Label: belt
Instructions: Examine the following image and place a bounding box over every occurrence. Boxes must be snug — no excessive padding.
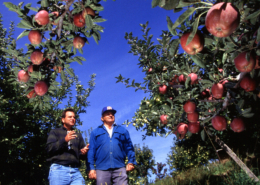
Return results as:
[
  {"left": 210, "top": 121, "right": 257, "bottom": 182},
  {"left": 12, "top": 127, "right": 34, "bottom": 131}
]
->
[{"left": 57, "top": 164, "right": 79, "bottom": 168}]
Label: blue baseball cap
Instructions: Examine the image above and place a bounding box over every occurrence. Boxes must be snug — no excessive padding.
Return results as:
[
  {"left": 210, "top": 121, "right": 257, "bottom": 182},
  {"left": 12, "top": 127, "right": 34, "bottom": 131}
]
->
[{"left": 101, "top": 106, "right": 117, "bottom": 116}]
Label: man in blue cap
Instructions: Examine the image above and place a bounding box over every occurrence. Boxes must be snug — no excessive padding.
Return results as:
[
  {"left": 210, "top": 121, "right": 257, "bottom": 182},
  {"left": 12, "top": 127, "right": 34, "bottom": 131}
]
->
[{"left": 87, "top": 106, "right": 136, "bottom": 185}]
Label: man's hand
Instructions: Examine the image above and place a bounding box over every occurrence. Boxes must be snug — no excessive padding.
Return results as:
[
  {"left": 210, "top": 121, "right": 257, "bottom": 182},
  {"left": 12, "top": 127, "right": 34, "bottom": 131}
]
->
[
  {"left": 65, "top": 131, "right": 77, "bottom": 142},
  {"left": 80, "top": 144, "right": 89, "bottom": 155},
  {"left": 88, "top": 170, "right": 96, "bottom": 179},
  {"left": 126, "top": 163, "right": 135, "bottom": 171}
]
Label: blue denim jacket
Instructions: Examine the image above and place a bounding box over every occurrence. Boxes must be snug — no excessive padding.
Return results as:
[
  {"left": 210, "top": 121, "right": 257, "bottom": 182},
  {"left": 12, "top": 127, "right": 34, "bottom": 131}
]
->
[{"left": 87, "top": 124, "right": 137, "bottom": 170}]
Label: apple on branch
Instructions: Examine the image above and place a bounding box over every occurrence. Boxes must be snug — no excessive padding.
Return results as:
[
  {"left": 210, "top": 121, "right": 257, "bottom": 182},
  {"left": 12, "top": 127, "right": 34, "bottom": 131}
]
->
[{"left": 205, "top": 2, "right": 240, "bottom": 38}]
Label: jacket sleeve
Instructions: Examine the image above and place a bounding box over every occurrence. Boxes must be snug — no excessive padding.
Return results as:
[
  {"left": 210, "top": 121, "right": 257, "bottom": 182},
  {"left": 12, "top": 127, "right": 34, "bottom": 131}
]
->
[
  {"left": 46, "top": 129, "right": 67, "bottom": 155},
  {"left": 86, "top": 131, "right": 96, "bottom": 171},
  {"left": 124, "top": 130, "right": 137, "bottom": 165}
]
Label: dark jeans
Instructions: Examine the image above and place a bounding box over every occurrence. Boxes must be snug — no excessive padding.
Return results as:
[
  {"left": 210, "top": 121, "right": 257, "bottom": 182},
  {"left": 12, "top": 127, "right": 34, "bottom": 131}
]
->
[{"left": 96, "top": 167, "right": 127, "bottom": 185}]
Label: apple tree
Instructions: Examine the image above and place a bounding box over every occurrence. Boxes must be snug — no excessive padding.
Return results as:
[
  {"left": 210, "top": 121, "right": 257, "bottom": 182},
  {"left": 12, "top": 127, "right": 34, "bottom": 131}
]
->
[
  {"left": 126, "top": 144, "right": 155, "bottom": 185},
  {"left": 116, "top": 0, "right": 260, "bottom": 181},
  {"left": 3, "top": 0, "right": 110, "bottom": 110},
  {"left": 0, "top": 14, "right": 97, "bottom": 184}
]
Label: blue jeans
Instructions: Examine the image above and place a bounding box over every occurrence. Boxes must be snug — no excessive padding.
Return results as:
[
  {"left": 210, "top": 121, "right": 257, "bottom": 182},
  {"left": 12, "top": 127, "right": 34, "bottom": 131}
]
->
[
  {"left": 48, "top": 163, "right": 85, "bottom": 185},
  {"left": 96, "top": 167, "right": 127, "bottom": 185}
]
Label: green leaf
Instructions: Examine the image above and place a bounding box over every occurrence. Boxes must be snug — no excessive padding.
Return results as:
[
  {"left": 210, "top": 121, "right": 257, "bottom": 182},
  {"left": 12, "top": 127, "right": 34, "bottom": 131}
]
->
[
  {"left": 185, "top": 76, "right": 190, "bottom": 88},
  {"left": 201, "top": 116, "right": 212, "bottom": 125},
  {"left": 241, "top": 107, "right": 252, "bottom": 115},
  {"left": 151, "top": 0, "right": 160, "bottom": 8},
  {"left": 66, "top": 68, "right": 75, "bottom": 77},
  {"left": 167, "top": 16, "right": 177, "bottom": 36},
  {"left": 201, "top": 129, "right": 205, "bottom": 141},
  {"left": 242, "top": 113, "right": 254, "bottom": 118},
  {"left": 17, "top": 19, "right": 33, "bottom": 29},
  {"left": 169, "top": 39, "right": 179, "bottom": 57},
  {"left": 159, "top": 0, "right": 179, "bottom": 10},
  {"left": 60, "top": 70, "right": 67, "bottom": 83},
  {"left": 176, "top": 0, "right": 201, "bottom": 8},
  {"left": 237, "top": 100, "right": 244, "bottom": 109},
  {"left": 201, "top": 79, "right": 213, "bottom": 86},
  {"left": 190, "top": 55, "right": 206, "bottom": 68},
  {"left": 85, "top": 15, "right": 93, "bottom": 29},
  {"left": 257, "top": 27, "right": 260, "bottom": 43},
  {"left": 27, "top": 6, "right": 38, "bottom": 12},
  {"left": 204, "top": 38, "right": 215, "bottom": 46},
  {"left": 245, "top": 10, "right": 260, "bottom": 20},
  {"left": 17, "top": 30, "right": 30, "bottom": 40},
  {"left": 187, "top": 12, "right": 207, "bottom": 45},
  {"left": 93, "top": 18, "right": 106, "bottom": 23},
  {"left": 41, "top": 0, "right": 49, "bottom": 7},
  {"left": 92, "top": 33, "right": 99, "bottom": 45},
  {"left": 171, "top": 7, "right": 196, "bottom": 30}
]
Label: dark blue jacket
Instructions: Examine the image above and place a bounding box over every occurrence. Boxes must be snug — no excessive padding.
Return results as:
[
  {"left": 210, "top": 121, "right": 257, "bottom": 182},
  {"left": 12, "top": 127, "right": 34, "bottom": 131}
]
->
[{"left": 87, "top": 124, "right": 136, "bottom": 170}]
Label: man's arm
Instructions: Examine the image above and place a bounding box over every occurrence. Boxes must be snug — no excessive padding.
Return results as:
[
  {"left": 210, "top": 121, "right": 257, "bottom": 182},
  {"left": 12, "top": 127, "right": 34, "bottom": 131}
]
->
[
  {"left": 46, "top": 129, "right": 67, "bottom": 155},
  {"left": 123, "top": 130, "right": 137, "bottom": 170},
  {"left": 86, "top": 131, "right": 96, "bottom": 171}
]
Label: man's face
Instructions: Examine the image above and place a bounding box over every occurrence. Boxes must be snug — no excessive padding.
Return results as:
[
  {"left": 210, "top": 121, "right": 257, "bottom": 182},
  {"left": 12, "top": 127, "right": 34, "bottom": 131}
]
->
[
  {"left": 62, "top": 111, "right": 76, "bottom": 128},
  {"left": 101, "top": 111, "right": 115, "bottom": 123}
]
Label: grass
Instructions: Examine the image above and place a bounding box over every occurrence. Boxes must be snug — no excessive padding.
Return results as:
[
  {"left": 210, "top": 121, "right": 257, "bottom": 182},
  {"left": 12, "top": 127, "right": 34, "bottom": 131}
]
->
[{"left": 149, "top": 160, "right": 260, "bottom": 185}]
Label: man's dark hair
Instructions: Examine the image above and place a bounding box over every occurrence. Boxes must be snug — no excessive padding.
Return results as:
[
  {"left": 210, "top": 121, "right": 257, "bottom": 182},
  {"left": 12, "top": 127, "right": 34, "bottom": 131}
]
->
[{"left": 61, "top": 108, "right": 75, "bottom": 118}]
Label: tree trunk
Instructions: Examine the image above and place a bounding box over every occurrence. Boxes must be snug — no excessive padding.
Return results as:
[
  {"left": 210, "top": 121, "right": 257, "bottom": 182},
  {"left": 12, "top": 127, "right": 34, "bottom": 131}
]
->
[{"left": 214, "top": 135, "right": 259, "bottom": 182}]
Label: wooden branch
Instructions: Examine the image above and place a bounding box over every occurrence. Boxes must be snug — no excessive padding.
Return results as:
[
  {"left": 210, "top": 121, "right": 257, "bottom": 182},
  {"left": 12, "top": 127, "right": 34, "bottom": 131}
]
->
[{"left": 214, "top": 135, "right": 259, "bottom": 182}]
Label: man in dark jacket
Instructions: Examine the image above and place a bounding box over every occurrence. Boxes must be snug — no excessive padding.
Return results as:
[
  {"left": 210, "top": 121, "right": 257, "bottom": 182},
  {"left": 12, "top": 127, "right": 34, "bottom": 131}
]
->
[
  {"left": 87, "top": 106, "right": 136, "bottom": 185},
  {"left": 46, "top": 108, "right": 89, "bottom": 185}
]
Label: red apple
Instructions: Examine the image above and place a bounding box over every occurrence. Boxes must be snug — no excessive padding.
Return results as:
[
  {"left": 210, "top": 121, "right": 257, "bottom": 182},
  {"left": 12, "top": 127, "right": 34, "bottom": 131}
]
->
[
  {"left": 234, "top": 52, "right": 256, "bottom": 72},
  {"left": 255, "top": 56, "right": 260, "bottom": 69},
  {"left": 187, "top": 112, "right": 199, "bottom": 123},
  {"left": 51, "top": 11, "right": 59, "bottom": 25},
  {"left": 211, "top": 83, "right": 224, "bottom": 99},
  {"left": 201, "top": 89, "right": 210, "bottom": 99},
  {"left": 230, "top": 118, "right": 245, "bottom": 132},
  {"left": 34, "top": 81, "right": 48, "bottom": 96},
  {"left": 205, "top": 2, "right": 240, "bottom": 38},
  {"left": 73, "top": 13, "right": 85, "bottom": 28},
  {"left": 188, "top": 73, "right": 198, "bottom": 85},
  {"left": 240, "top": 76, "right": 256, "bottom": 92},
  {"left": 159, "top": 85, "right": 167, "bottom": 94},
  {"left": 160, "top": 114, "right": 168, "bottom": 125},
  {"left": 169, "top": 75, "right": 178, "bottom": 86},
  {"left": 18, "top": 70, "right": 30, "bottom": 82},
  {"left": 178, "top": 75, "right": 186, "bottom": 83},
  {"left": 31, "top": 50, "right": 44, "bottom": 65},
  {"left": 28, "top": 65, "right": 39, "bottom": 74},
  {"left": 183, "top": 100, "right": 196, "bottom": 113},
  {"left": 82, "top": 7, "right": 95, "bottom": 18},
  {"left": 180, "top": 32, "right": 204, "bottom": 55},
  {"left": 148, "top": 68, "right": 153, "bottom": 72},
  {"left": 35, "top": 10, "right": 49, "bottom": 26},
  {"left": 53, "top": 66, "right": 63, "bottom": 73},
  {"left": 73, "top": 36, "right": 85, "bottom": 49},
  {"left": 177, "top": 123, "right": 188, "bottom": 135},
  {"left": 212, "top": 115, "right": 227, "bottom": 131},
  {"left": 188, "top": 122, "right": 200, "bottom": 134},
  {"left": 28, "top": 30, "right": 42, "bottom": 45},
  {"left": 27, "top": 88, "right": 37, "bottom": 99}
]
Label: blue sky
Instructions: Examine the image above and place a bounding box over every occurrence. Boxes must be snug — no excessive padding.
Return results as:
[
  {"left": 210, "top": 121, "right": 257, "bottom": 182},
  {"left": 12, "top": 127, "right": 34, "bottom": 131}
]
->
[{"left": 1, "top": 0, "right": 182, "bottom": 180}]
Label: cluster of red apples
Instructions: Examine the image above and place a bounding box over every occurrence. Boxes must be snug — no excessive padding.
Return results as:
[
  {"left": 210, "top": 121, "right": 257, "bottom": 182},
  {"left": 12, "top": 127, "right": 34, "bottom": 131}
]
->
[
  {"left": 17, "top": 6, "right": 95, "bottom": 99},
  {"left": 179, "top": 2, "right": 257, "bottom": 92}
]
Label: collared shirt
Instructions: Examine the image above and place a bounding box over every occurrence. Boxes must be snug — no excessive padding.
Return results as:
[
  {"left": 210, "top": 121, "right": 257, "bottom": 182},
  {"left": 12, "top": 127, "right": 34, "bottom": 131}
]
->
[
  {"left": 87, "top": 124, "right": 137, "bottom": 171},
  {"left": 104, "top": 123, "right": 115, "bottom": 138},
  {"left": 46, "top": 126, "right": 86, "bottom": 167}
]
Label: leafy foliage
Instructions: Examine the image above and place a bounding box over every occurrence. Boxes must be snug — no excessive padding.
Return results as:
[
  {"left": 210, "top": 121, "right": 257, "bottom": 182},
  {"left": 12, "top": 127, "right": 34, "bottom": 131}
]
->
[
  {"left": 0, "top": 13, "right": 95, "bottom": 184},
  {"left": 116, "top": 0, "right": 260, "bottom": 179}
]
